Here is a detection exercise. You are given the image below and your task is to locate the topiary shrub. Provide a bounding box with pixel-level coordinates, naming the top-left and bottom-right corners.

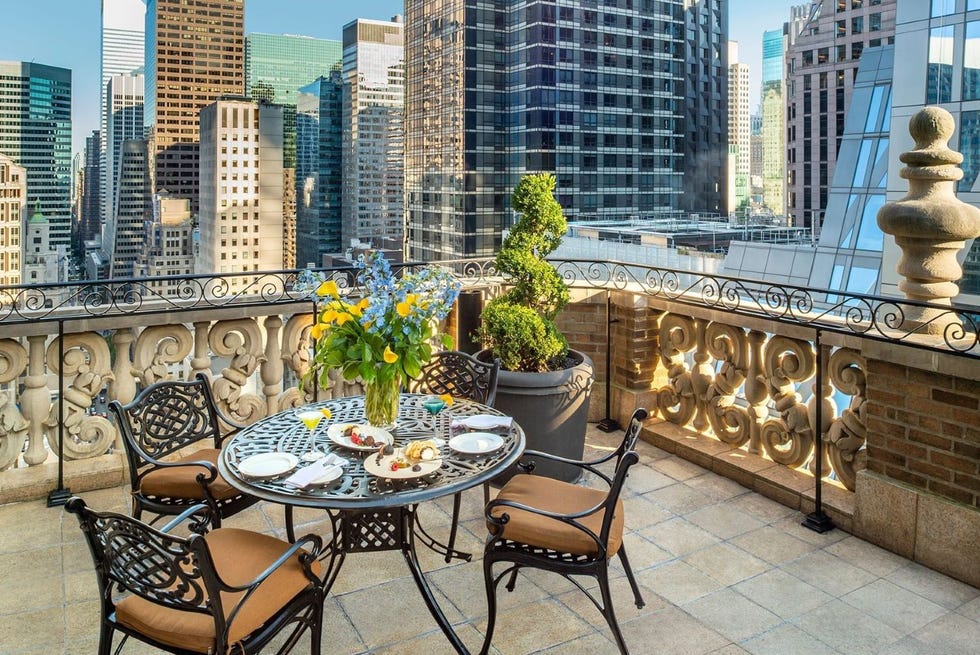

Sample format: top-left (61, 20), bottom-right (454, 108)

top-left (478, 173), bottom-right (570, 372)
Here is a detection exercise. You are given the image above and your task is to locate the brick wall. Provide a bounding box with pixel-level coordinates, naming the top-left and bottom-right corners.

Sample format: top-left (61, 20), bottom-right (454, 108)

top-left (557, 290), bottom-right (606, 378)
top-left (865, 358), bottom-right (980, 508)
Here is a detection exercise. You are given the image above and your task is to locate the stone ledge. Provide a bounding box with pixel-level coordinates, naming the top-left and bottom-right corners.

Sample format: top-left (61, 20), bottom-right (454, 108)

top-left (640, 418), bottom-right (855, 525)
top-left (0, 453), bottom-right (127, 505)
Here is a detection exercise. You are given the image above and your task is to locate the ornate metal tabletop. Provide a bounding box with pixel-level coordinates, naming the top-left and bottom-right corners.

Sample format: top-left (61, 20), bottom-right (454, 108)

top-left (219, 394), bottom-right (525, 510)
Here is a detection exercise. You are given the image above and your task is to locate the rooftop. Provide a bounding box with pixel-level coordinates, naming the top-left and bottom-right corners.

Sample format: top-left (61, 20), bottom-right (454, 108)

top-left (5, 424), bottom-right (978, 655)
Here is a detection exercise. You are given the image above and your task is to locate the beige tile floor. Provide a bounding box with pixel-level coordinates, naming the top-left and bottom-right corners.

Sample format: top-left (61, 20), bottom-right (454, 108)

top-left (2, 426), bottom-right (979, 655)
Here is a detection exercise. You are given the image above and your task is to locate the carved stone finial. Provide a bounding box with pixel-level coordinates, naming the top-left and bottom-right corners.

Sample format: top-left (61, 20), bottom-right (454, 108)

top-left (877, 106), bottom-right (980, 335)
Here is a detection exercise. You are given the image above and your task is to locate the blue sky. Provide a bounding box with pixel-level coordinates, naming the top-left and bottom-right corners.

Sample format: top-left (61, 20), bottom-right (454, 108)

top-left (0, 0), bottom-right (797, 156)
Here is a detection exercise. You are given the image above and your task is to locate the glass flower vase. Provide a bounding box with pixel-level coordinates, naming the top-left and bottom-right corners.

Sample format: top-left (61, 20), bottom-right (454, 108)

top-left (364, 375), bottom-right (399, 428)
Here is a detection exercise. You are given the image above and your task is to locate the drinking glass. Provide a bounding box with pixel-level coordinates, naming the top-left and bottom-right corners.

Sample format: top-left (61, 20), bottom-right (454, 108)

top-left (422, 395), bottom-right (448, 437)
top-left (295, 409), bottom-right (325, 462)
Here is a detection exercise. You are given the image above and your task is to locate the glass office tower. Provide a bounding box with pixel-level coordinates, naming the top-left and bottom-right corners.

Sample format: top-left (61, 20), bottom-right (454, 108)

top-left (405, 0), bottom-right (687, 261)
top-left (679, 0), bottom-right (729, 216)
top-left (296, 75), bottom-right (344, 267)
top-left (245, 33), bottom-right (342, 268)
top-left (0, 61), bottom-right (72, 250)
top-left (245, 33), bottom-right (342, 169)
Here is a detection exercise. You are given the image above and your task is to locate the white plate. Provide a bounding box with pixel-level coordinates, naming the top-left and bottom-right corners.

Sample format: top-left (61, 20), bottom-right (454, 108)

top-left (238, 452), bottom-right (299, 479)
top-left (327, 423), bottom-right (394, 452)
top-left (364, 453), bottom-right (442, 479)
top-left (459, 414), bottom-right (512, 431)
top-left (449, 432), bottom-right (504, 455)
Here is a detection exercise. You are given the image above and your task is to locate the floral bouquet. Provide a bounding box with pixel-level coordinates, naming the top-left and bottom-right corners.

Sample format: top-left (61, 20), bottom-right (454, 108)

top-left (300, 253), bottom-right (461, 426)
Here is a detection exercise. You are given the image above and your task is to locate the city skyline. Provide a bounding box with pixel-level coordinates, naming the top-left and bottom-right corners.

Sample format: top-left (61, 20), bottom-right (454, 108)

top-left (0, 0), bottom-right (797, 158)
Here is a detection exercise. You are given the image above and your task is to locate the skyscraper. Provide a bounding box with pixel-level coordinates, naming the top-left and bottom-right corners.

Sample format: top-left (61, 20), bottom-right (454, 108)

top-left (680, 0), bottom-right (729, 216)
top-left (728, 42), bottom-right (751, 214)
top-left (245, 32), bottom-right (342, 268)
top-left (198, 98), bottom-right (284, 283)
top-left (145, 0), bottom-right (244, 212)
top-left (103, 73), bottom-right (144, 251)
top-left (405, 0), bottom-right (686, 261)
top-left (296, 75), bottom-right (344, 267)
top-left (785, 0), bottom-right (897, 228)
top-left (107, 139), bottom-right (151, 279)
top-left (80, 131), bottom-right (102, 250)
top-left (0, 61), bottom-right (72, 250)
top-left (761, 28), bottom-right (785, 218)
top-left (100, 0), bottom-right (145, 227)
top-left (0, 154), bottom-right (25, 290)
top-left (341, 17), bottom-right (405, 249)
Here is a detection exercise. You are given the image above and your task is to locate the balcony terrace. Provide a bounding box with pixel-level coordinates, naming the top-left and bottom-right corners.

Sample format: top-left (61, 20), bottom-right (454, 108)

top-left (0, 245), bottom-right (977, 653)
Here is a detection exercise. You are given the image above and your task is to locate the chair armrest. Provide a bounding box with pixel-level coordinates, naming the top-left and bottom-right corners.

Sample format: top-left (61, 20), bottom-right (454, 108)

top-left (138, 456), bottom-right (220, 486)
top-left (517, 449), bottom-right (614, 485)
top-left (159, 503), bottom-right (213, 534)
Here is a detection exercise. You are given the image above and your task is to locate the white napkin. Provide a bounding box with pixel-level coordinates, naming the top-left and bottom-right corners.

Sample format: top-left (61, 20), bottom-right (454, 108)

top-left (284, 453), bottom-right (348, 488)
top-left (451, 415), bottom-right (513, 430)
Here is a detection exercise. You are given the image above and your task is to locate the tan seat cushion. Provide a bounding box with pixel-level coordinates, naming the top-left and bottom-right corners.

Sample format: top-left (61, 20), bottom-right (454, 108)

top-left (115, 528), bottom-right (322, 654)
top-left (138, 448), bottom-right (239, 501)
top-left (487, 474), bottom-right (624, 558)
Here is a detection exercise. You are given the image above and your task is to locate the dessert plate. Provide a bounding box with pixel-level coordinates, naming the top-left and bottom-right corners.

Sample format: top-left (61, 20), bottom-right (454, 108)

top-left (456, 414), bottom-right (512, 431)
top-left (449, 432), bottom-right (504, 455)
top-left (327, 423), bottom-right (394, 451)
top-left (238, 452), bottom-right (299, 480)
top-left (364, 453), bottom-right (442, 479)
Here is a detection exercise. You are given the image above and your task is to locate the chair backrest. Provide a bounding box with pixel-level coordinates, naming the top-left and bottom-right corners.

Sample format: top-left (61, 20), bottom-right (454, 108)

top-left (65, 497), bottom-right (223, 622)
top-left (596, 449), bottom-right (641, 555)
top-left (109, 373), bottom-right (223, 472)
top-left (613, 408), bottom-right (648, 470)
top-left (410, 350), bottom-right (501, 406)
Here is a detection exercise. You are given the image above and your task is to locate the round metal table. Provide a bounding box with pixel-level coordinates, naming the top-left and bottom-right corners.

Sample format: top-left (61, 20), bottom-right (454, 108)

top-left (218, 393), bottom-right (525, 655)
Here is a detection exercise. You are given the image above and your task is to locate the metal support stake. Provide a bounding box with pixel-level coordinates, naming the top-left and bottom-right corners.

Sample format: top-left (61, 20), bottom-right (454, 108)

top-left (47, 320), bottom-right (71, 507)
top-left (597, 289), bottom-right (620, 432)
top-left (802, 329), bottom-right (834, 533)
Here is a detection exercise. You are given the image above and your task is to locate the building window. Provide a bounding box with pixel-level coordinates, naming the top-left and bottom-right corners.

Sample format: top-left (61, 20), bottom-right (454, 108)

top-left (931, 0), bottom-right (956, 16)
top-left (851, 16), bottom-right (863, 35)
top-left (928, 25), bottom-right (955, 104)
top-left (965, 21), bottom-right (980, 101)
top-left (959, 111), bottom-right (980, 193)
top-left (869, 13), bottom-right (881, 32)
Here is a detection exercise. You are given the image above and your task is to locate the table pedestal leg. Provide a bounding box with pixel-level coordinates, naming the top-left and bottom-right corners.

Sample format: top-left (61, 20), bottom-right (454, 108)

top-left (401, 508), bottom-right (471, 655)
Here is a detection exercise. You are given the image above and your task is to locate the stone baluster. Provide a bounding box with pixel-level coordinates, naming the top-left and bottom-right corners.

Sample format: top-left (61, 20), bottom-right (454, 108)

top-left (191, 321), bottom-right (211, 379)
top-left (877, 107), bottom-right (980, 335)
top-left (261, 315), bottom-right (284, 414)
top-left (744, 330), bottom-right (768, 455)
top-left (21, 335), bottom-right (50, 465)
top-left (110, 329), bottom-right (137, 407)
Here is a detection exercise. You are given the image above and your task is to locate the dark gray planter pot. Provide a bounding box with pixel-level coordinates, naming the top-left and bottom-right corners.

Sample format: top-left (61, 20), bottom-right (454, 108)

top-left (479, 350), bottom-right (594, 483)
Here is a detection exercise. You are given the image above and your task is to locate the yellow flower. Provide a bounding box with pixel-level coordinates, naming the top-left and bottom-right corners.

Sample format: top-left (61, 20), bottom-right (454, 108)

top-left (439, 393), bottom-right (454, 406)
top-left (336, 312), bottom-right (352, 325)
top-left (320, 408), bottom-right (332, 419)
top-left (321, 309), bottom-right (338, 324)
top-left (310, 322), bottom-right (324, 339)
top-left (316, 280), bottom-right (339, 298)
top-left (383, 346), bottom-right (398, 363)
top-left (396, 301), bottom-right (411, 317)
top-left (349, 302), bottom-right (362, 318)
